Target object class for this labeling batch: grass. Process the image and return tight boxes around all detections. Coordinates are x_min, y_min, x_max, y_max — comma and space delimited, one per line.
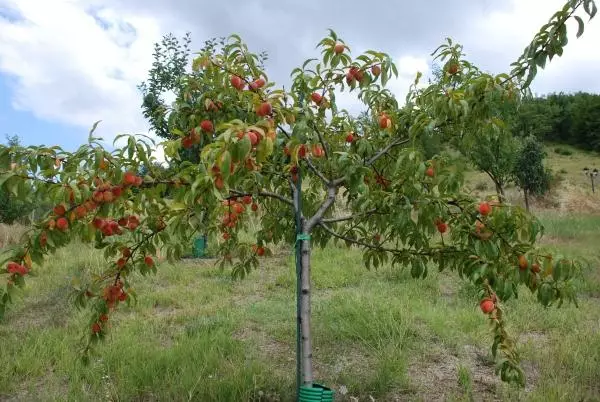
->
1, 211, 599, 401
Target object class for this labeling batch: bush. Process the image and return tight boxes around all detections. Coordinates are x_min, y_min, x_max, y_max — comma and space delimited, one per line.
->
554, 147, 573, 156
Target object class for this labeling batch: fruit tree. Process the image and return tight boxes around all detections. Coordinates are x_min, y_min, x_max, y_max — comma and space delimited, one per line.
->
0, 0, 596, 395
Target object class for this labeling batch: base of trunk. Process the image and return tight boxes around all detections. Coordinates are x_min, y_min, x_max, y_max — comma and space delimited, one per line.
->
299, 383, 335, 401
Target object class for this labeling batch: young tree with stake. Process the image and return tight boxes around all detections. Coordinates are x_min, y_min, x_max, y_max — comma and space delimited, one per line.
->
0, 0, 596, 396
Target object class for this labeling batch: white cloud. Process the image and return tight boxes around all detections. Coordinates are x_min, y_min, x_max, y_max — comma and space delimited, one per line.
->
464, 0, 600, 93
0, 0, 165, 151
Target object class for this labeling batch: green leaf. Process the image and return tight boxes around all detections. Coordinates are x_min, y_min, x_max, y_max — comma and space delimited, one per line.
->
574, 15, 585, 38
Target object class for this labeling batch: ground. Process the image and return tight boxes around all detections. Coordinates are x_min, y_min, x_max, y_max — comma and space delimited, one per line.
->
0, 145, 599, 401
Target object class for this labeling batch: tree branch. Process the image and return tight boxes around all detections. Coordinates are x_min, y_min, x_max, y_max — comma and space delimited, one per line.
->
366, 137, 410, 166
303, 157, 329, 185
305, 185, 337, 231
230, 188, 294, 207
321, 208, 379, 224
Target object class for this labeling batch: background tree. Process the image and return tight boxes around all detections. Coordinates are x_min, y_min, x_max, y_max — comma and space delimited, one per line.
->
0, 135, 35, 224
0, 0, 596, 396
513, 136, 552, 211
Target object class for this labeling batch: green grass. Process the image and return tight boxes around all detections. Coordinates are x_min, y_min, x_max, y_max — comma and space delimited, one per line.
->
1, 211, 599, 401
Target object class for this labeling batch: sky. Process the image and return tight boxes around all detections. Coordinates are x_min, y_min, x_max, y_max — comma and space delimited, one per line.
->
0, 0, 599, 153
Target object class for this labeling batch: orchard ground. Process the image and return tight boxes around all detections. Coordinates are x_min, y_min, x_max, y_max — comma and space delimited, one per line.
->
1, 146, 599, 401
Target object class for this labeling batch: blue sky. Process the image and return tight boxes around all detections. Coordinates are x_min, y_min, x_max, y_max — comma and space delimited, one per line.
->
1, 0, 599, 156
1, 75, 83, 150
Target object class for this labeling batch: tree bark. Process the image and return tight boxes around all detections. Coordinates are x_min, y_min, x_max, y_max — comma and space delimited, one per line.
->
494, 181, 506, 202
299, 226, 313, 386
524, 188, 530, 212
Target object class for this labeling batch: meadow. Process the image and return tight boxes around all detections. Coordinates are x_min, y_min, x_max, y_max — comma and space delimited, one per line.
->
0, 145, 599, 401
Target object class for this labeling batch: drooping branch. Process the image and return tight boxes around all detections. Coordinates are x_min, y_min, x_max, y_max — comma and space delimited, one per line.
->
321, 208, 379, 224
230, 188, 294, 207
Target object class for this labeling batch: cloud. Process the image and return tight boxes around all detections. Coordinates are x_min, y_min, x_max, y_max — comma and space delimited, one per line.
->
0, 0, 598, 155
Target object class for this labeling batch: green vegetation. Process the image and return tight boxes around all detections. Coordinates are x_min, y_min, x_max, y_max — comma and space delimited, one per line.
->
0, 210, 599, 401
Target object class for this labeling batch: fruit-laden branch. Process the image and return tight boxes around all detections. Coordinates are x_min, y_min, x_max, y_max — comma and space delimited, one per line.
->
317, 221, 466, 257
230, 189, 294, 207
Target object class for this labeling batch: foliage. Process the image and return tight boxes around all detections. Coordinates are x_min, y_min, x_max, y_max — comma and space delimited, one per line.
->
0, 135, 35, 224
513, 136, 552, 210
512, 92, 600, 151
0, 0, 597, 389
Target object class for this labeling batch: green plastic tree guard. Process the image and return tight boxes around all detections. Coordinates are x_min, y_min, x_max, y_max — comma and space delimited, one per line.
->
298, 384, 334, 402
192, 235, 207, 258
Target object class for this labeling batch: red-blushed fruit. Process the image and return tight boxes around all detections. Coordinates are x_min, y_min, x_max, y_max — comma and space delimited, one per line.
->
144, 256, 154, 267
379, 115, 391, 129
182, 135, 194, 149
518, 255, 529, 271
243, 195, 252, 205
290, 165, 299, 175
425, 167, 435, 177
298, 144, 307, 158
249, 81, 259, 91
247, 131, 259, 146
91, 323, 102, 334
251, 202, 259, 212
256, 246, 265, 256
480, 298, 495, 314
53, 204, 66, 216
346, 71, 355, 85
371, 65, 381, 76
123, 171, 137, 186
112, 186, 122, 197
75, 205, 87, 219
311, 92, 322, 104
334, 42, 344, 54
103, 191, 114, 203
200, 120, 214, 132
92, 217, 104, 229
122, 247, 131, 257
254, 78, 266, 88
56, 217, 69, 231
233, 203, 245, 214
215, 176, 224, 190
531, 262, 541, 273
118, 292, 127, 302
117, 258, 126, 269
47, 219, 56, 230
437, 222, 448, 234
134, 176, 143, 187
92, 191, 104, 203
448, 63, 459, 75
99, 314, 109, 322
346, 133, 354, 143
223, 232, 231, 240
256, 102, 272, 117
312, 144, 325, 158
478, 201, 492, 216
230, 75, 244, 90
118, 217, 128, 227
40, 231, 47, 247
191, 130, 201, 144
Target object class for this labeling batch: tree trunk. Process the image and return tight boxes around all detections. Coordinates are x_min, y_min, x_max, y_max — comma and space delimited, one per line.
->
494, 181, 506, 202
524, 188, 530, 212
299, 226, 314, 386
